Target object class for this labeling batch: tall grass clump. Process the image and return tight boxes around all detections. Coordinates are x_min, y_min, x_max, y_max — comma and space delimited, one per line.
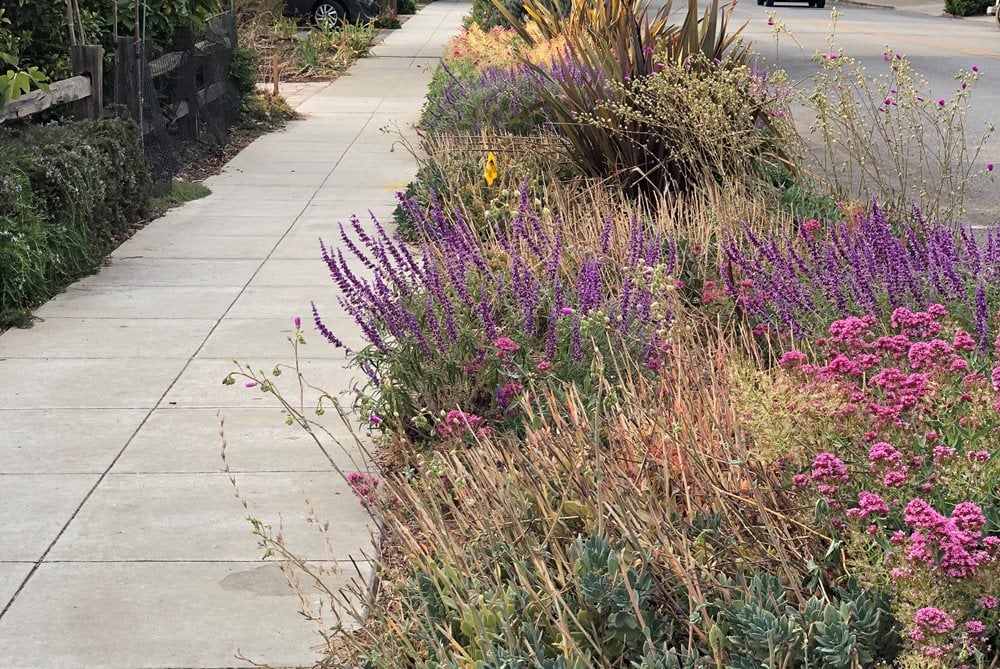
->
295, 330, 904, 667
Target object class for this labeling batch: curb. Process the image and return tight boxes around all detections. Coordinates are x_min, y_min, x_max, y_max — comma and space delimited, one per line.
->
835, 0, 992, 19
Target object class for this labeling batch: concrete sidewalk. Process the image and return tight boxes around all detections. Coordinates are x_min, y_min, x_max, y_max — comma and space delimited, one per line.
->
0, 2, 466, 667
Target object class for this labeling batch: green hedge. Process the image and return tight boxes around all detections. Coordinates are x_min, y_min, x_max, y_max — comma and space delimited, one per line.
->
467, 0, 570, 28
944, 0, 991, 14
0, 117, 151, 325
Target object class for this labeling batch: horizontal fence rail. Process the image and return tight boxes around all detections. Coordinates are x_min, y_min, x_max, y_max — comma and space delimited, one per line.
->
0, 75, 90, 123
0, 45, 103, 124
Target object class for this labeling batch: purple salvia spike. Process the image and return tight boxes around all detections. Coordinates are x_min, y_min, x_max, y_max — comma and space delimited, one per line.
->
311, 302, 345, 349
479, 285, 497, 341
976, 282, 989, 350
600, 216, 613, 255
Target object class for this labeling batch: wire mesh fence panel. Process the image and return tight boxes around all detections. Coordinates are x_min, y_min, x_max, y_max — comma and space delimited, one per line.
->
113, 10, 240, 193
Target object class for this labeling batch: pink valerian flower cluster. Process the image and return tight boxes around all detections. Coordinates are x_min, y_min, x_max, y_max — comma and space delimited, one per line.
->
437, 410, 485, 438
493, 336, 521, 356
497, 382, 524, 409
780, 308, 981, 428
908, 604, 992, 660
347, 471, 383, 509
901, 499, 996, 579
811, 452, 849, 482
846, 491, 890, 518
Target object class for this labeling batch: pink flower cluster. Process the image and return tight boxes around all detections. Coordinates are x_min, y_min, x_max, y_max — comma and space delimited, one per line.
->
846, 491, 890, 518
493, 336, 521, 356
908, 604, 991, 659
347, 471, 383, 509
437, 409, 485, 438
782, 306, 1000, 433
811, 452, 849, 482
902, 499, 993, 579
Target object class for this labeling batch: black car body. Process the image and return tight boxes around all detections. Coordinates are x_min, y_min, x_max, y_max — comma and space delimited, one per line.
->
284, 0, 379, 26
757, 0, 826, 6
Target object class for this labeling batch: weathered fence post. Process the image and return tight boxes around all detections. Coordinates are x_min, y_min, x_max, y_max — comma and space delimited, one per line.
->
115, 37, 137, 118
70, 45, 103, 119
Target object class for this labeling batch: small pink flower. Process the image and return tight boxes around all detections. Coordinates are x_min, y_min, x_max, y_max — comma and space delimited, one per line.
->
245, 380, 257, 388
973, 65, 979, 72
989, 163, 995, 172
537, 360, 552, 372
811, 452, 848, 482
369, 414, 382, 425
913, 607, 955, 634
938, 98, 946, 106
294, 316, 301, 328
883, 470, 907, 487
968, 620, 986, 634
493, 336, 521, 355
980, 595, 998, 609
859, 491, 889, 514
767, 17, 774, 25
560, 307, 575, 315
778, 350, 807, 367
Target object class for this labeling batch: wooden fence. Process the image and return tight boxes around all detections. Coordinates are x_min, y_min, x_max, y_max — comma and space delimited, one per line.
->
0, 10, 236, 138
114, 10, 237, 138
0, 45, 103, 124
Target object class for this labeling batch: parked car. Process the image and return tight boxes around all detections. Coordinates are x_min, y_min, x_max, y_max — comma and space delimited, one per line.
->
284, 0, 379, 27
757, 0, 826, 6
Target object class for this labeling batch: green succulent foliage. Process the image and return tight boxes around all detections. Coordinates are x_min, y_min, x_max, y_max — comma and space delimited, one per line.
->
718, 574, 899, 669
631, 646, 710, 669
366, 535, 687, 668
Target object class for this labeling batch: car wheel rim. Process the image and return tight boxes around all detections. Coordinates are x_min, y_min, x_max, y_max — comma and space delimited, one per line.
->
315, 4, 339, 27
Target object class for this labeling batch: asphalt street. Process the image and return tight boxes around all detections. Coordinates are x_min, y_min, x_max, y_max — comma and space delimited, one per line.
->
651, 0, 1000, 224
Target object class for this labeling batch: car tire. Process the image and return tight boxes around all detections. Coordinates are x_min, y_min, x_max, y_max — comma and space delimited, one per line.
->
816, 0, 826, 6
313, 0, 347, 27
757, 0, 765, 5
764, 0, 774, 6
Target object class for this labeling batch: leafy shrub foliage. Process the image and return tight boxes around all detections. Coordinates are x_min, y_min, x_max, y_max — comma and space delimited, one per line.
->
0, 0, 223, 78
420, 62, 557, 135
0, 118, 150, 325
397, 0, 417, 14
944, 0, 992, 15
572, 55, 789, 196
468, 0, 570, 30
